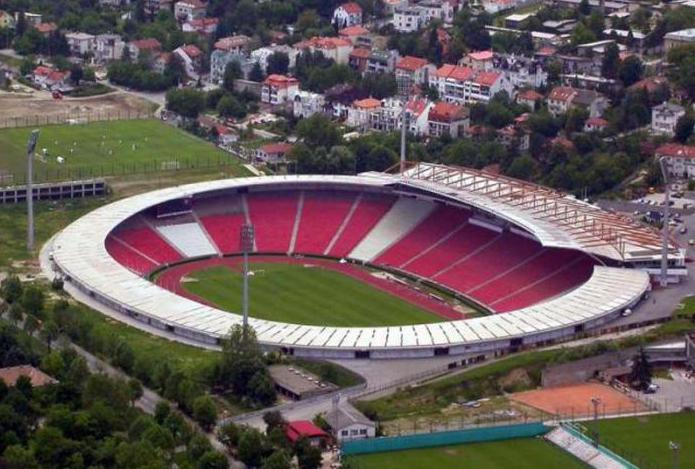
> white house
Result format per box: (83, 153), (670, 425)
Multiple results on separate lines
(174, 0), (206, 22)
(651, 102), (686, 136)
(657, 144), (695, 179)
(395, 56), (435, 88)
(428, 101), (469, 138)
(393, 6), (427, 33)
(294, 37), (353, 65)
(547, 86), (609, 118)
(251, 45), (298, 72)
(347, 97), (381, 131)
(430, 64), (513, 105)
(324, 405), (376, 442)
(65, 32), (95, 57)
(293, 90), (326, 119)
(95, 34), (125, 63)
(332, 2), (363, 28)
(210, 35), (251, 84)
(173, 44), (204, 79)
(261, 74), (299, 105)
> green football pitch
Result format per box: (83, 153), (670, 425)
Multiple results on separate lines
(0, 119), (243, 183)
(182, 263), (444, 327)
(345, 438), (587, 469)
(584, 412), (695, 468)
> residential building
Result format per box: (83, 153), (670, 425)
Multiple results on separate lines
(294, 36), (353, 65)
(393, 6), (427, 33)
(339, 25), (370, 45)
(16, 12), (42, 27)
(182, 17), (219, 36)
(145, 0), (171, 16)
(656, 144), (695, 179)
(369, 97), (403, 132)
(547, 86), (608, 118)
(464, 50), (494, 71)
(651, 102), (686, 136)
(561, 73), (621, 94)
(32, 66), (69, 90)
(496, 124), (530, 151)
(210, 35), (251, 84)
(251, 45), (298, 72)
(332, 2), (363, 28)
(505, 12), (534, 29)
(602, 28), (646, 50)
(285, 421), (329, 447)
(428, 101), (469, 138)
(395, 56), (434, 88)
(128, 38), (162, 61)
(584, 117), (609, 133)
(152, 52), (172, 74)
(0, 10), (16, 29)
(516, 89), (543, 109)
(542, 19), (578, 34)
(255, 142), (294, 164)
(419, 0), (456, 24)
(261, 74), (299, 105)
(405, 97), (434, 136)
(492, 53), (548, 89)
(664, 28), (695, 51)
(324, 404), (376, 441)
(65, 32), (96, 57)
(431, 64), (513, 105)
(173, 44), (204, 79)
(174, 0), (206, 22)
(100, 0), (131, 7)
(546, 0), (628, 14)
(382, 0), (408, 15)
(366, 49), (398, 74)
(293, 90), (326, 119)
(95, 34), (125, 63)
(0, 365), (57, 387)
(347, 97), (381, 130)
(480, 0), (517, 14)
(349, 47), (371, 73)
(35, 22), (58, 37)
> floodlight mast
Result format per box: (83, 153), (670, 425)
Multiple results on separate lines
(26, 129), (40, 251)
(240, 223), (255, 337)
(659, 157), (670, 288)
(397, 75), (410, 176)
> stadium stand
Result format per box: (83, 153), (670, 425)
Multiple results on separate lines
(199, 213), (246, 254)
(248, 191), (299, 253)
(157, 222), (218, 258)
(105, 236), (157, 275)
(348, 197), (435, 261)
(327, 194), (395, 258)
(112, 226), (182, 264)
(294, 191), (357, 255)
(545, 426), (625, 469)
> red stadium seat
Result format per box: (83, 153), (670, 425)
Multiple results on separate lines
(105, 236), (157, 275)
(294, 191), (358, 255)
(327, 194), (395, 258)
(114, 227), (182, 264)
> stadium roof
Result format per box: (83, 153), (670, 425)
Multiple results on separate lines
(51, 174), (651, 355)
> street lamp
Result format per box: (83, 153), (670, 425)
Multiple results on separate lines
(590, 397), (601, 447)
(240, 223), (255, 339)
(669, 441), (680, 469)
(396, 75), (411, 176)
(26, 129), (40, 251)
(659, 157), (670, 288)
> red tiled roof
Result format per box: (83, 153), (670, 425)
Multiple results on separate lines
(285, 421), (328, 443)
(35, 22), (57, 34)
(353, 97), (381, 109)
(468, 50), (494, 61)
(339, 25), (369, 36)
(406, 97), (429, 116)
(181, 44), (202, 58)
(130, 38), (162, 51)
(187, 17), (219, 28)
(429, 101), (467, 122)
(264, 74), (299, 87)
(434, 64), (474, 81)
(34, 65), (53, 76)
(551, 136), (575, 151)
(517, 89), (543, 101)
(656, 144), (695, 159)
(536, 46), (557, 56)
(396, 56), (429, 72)
(339, 2), (363, 14)
(48, 70), (66, 82)
(473, 71), (501, 86)
(214, 35), (250, 51)
(0, 366), (57, 387)
(628, 76), (668, 93)
(585, 117), (608, 127)
(350, 47), (371, 59)
(548, 86), (577, 102)
(260, 142), (294, 155)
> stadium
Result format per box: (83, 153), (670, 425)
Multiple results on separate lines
(48, 162), (680, 359)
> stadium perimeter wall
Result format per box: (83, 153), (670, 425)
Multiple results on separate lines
(341, 422), (549, 456)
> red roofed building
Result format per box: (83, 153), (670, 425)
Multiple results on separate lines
(34, 22), (57, 36)
(656, 144), (695, 179)
(32, 65), (68, 90)
(0, 365), (57, 387)
(261, 74), (300, 105)
(128, 38), (162, 61)
(339, 25), (370, 45)
(182, 17), (219, 36)
(174, 0), (207, 22)
(347, 97), (382, 130)
(466, 50), (495, 71)
(256, 142), (294, 164)
(174, 44), (204, 79)
(395, 55), (435, 87)
(428, 101), (470, 138)
(294, 36), (353, 64)
(431, 64), (511, 105)
(348, 47), (371, 72)
(333, 2), (363, 28)
(285, 420), (329, 447)
(516, 89), (543, 109)
(584, 117), (609, 133)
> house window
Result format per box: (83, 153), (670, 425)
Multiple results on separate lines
(350, 429), (359, 436)
(359, 429), (367, 435)
(341, 430), (348, 436)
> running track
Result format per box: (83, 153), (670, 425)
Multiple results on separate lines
(154, 256), (466, 321)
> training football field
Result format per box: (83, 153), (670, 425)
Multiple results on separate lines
(584, 412), (695, 468)
(0, 119), (242, 183)
(345, 438), (586, 469)
(182, 262), (444, 327)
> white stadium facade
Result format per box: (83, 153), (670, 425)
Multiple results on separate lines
(48, 163), (683, 359)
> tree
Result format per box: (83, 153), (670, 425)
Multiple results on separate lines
(629, 347), (652, 391)
(296, 114), (341, 149)
(263, 411), (287, 434)
(40, 320), (59, 352)
(2, 445), (39, 469)
(618, 56), (643, 87)
(166, 88), (206, 119)
(40, 351), (65, 378)
(1, 275), (23, 303)
(23, 315), (39, 337)
(262, 450), (292, 469)
(579, 0), (590, 15)
(154, 401), (171, 424)
(142, 424), (175, 454)
(674, 114), (694, 144)
(601, 43), (620, 79)
(128, 379), (144, 406)
(198, 450), (228, 469)
(217, 422), (240, 450)
(506, 155), (537, 181)
(8, 303), (24, 327)
(114, 341), (135, 373)
(266, 52), (290, 75)
(237, 428), (265, 467)
(222, 61), (242, 92)
(192, 395), (218, 431)
(20, 286), (45, 318)
(249, 62), (265, 82)
(295, 437), (322, 469)
(217, 94), (246, 119)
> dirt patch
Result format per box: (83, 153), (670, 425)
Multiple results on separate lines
(498, 368), (532, 392)
(0, 92), (155, 124)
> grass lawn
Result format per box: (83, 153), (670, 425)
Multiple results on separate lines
(346, 438), (586, 469)
(183, 263), (443, 327)
(583, 412), (695, 468)
(0, 119), (245, 183)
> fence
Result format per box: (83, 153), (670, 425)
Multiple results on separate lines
(341, 422), (549, 456)
(0, 110), (154, 130)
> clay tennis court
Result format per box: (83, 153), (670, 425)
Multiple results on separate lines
(510, 383), (647, 418)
